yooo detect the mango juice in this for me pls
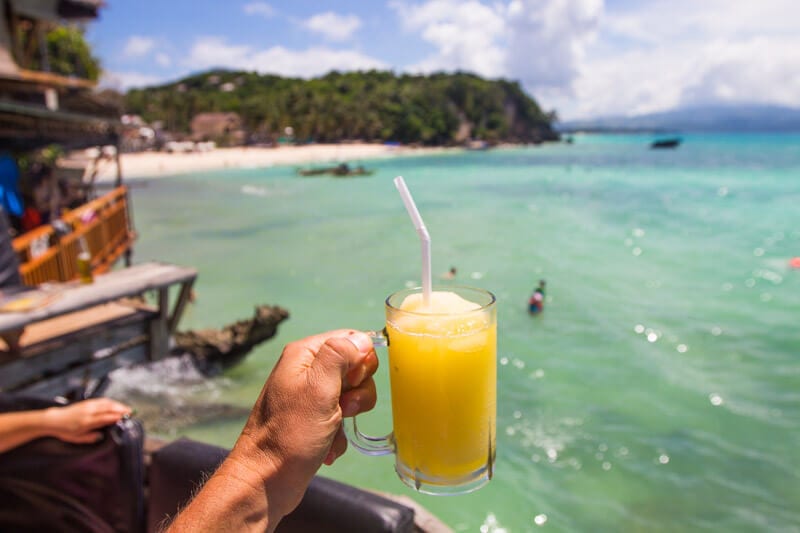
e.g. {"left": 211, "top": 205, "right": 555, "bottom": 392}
{"left": 386, "top": 290, "right": 496, "bottom": 484}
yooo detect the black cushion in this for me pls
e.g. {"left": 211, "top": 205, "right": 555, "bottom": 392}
{"left": 146, "top": 438, "right": 415, "bottom": 533}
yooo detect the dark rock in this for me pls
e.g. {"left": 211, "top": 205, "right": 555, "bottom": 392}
{"left": 172, "top": 305, "right": 289, "bottom": 375}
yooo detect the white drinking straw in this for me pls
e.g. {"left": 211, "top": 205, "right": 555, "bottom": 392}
{"left": 394, "top": 176, "right": 432, "bottom": 306}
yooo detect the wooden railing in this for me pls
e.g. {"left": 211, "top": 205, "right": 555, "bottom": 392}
{"left": 13, "top": 186, "right": 135, "bottom": 286}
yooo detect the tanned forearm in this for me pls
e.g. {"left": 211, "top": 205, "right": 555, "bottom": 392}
{"left": 0, "top": 410, "right": 49, "bottom": 453}
{"left": 167, "top": 447, "right": 288, "bottom": 532}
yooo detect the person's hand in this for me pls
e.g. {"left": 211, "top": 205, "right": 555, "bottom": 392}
{"left": 43, "top": 398, "right": 132, "bottom": 444}
{"left": 168, "top": 330, "right": 379, "bottom": 531}
{"left": 172, "top": 329, "right": 379, "bottom": 531}
{"left": 235, "top": 329, "right": 377, "bottom": 516}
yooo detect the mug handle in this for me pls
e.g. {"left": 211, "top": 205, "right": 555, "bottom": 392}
{"left": 342, "top": 329, "right": 395, "bottom": 456}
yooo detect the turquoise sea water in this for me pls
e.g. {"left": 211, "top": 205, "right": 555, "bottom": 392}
{"left": 119, "top": 134, "right": 800, "bottom": 532}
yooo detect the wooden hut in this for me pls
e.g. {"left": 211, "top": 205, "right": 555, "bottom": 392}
{"left": 1, "top": 0, "right": 135, "bottom": 284}
{"left": 190, "top": 111, "right": 244, "bottom": 145}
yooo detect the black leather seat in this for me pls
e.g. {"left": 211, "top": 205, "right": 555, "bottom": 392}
{"left": 147, "top": 438, "right": 416, "bottom": 533}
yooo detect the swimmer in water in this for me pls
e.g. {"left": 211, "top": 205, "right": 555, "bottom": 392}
{"left": 528, "top": 280, "right": 546, "bottom": 314}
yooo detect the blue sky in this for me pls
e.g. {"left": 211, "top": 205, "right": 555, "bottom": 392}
{"left": 88, "top": 0, "right": 800, "bottom": 120}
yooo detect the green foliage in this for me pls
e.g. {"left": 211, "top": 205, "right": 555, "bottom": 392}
{"left": 124, "top": 70, "right": 558, "bottom": 145}
{"left": 44, "top": 26, "right": 101, "bottom": 81}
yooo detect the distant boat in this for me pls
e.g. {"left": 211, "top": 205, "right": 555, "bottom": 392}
{"left": 297, "top": 163, "right": 374, "bottom": 177}
{"left": 650, "top": 137, "right": 682, "bottom": 149}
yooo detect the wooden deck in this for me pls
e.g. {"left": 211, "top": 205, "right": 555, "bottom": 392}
{"left": 0, "top": 301, "right": 140, "bottom": 349}
{"left": 0, "top": 262, "right": 197, "bottom": 395}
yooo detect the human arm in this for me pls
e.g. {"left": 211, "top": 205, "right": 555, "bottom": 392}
{"left": 167, "top": 329, "right": 379, "bottom": 533}
{"left": 0, "top": 397, "right": 131, "bottom": 454}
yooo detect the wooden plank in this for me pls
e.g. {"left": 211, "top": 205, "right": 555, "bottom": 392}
{"left": 0, "top": 262, "right": 197, "bottom": 334}
{"left": 14, "top": 343, "right": 150, "bottom": 397}
{"left": 148, "top": 287, "right": 169, "bottom": 361}
{"left": 0, "top": 302, "right": 142, "bottom": 349}
{"left": 168, "top": 278, "right": 195, "bottom": 334}
{"left": 0, "top": 312, "right": 152, "bottom": 391}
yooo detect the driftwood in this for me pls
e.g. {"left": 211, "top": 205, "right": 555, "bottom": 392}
{"left": 172, "top": 305, "right": 289, "bottom": 374}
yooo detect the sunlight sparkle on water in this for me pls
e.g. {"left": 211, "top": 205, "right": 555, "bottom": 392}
{"left": 480, "top": 513, "right": 507, "bottom": 533}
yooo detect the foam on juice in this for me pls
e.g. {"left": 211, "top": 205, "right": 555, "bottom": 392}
{"left": 392, "top": 291, "right": 486, "bottom": 338}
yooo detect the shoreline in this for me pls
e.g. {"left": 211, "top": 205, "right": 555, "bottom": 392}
{"left": 88, "top": 143, "right": 455, "bottom": 182}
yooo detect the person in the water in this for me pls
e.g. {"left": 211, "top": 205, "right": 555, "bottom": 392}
{"left": 528, "top": 280, "right": 546, "bottom": 314}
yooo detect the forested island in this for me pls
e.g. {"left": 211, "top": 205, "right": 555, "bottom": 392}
{"left": 124, "top": 70, "right": 559, "bottom": 146}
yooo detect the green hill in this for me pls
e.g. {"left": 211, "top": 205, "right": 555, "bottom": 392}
{"left": 124, "top": 70, "right": 558, "bottom": 145}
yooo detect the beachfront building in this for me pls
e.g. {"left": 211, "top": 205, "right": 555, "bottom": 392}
{"left": 0, "top": 0, "right": 121, "bottom": 155}
{"left": 190, "top": 111, "right": 244, "bottom": 146}
{"left": 0, "top": 0, "right": 134, "bottom": 284}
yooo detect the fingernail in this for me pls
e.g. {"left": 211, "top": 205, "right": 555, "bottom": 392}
{"left": 346, "top": 332, "right": 372, "bottom": 355}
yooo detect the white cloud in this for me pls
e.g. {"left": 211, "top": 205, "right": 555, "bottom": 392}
{"left": 678, "top": 37, "right": 800, "bottom": 108}
{"left": 392, "top": 0, "right": 506, "bottom": 77}
{"left": 243, "top": 2, "right": 275, "bottom": 19}
{"left": 555, "top": 0, "right": 800, "bottom": 118}
{"left": 185, "top": 37, "right": 387, "bottom": 77}
{"left": 390, "top": 0, "right": 600, "bottom": 88}
{"left": 101, "top": 70, "right": 165, "bottom": 90}
{"left": 303, "top": 12, "right": 362, "bottom": 41}
{"left": 155, "top": 53, "right": 172, "bottom": 67}
{"left": 123, "top": 36, "right": 156, "bottom": 58}
{"left": 505, "top": 0, "right": 602, "bottom": 89}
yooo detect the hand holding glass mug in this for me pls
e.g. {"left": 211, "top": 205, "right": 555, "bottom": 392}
{"left": 344, "top": 286, "right": 497, "bottom": 495}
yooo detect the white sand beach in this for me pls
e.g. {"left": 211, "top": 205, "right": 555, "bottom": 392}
{"left": 90, "top": 143, "right": 450, "bottom": 182}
